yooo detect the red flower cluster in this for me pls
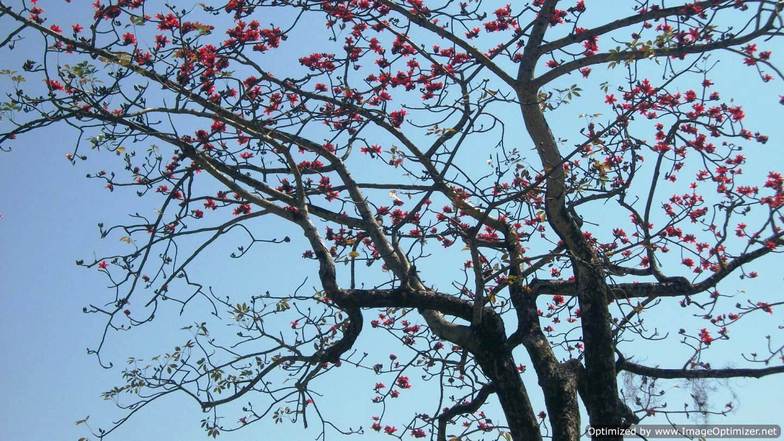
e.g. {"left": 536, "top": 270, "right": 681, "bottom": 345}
{"left": 389, "top": 109, "right": 406, "bottom": 128}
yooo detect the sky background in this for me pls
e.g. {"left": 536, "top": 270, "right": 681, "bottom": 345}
{"left": 1, "top": 1, "right": 783, "bottom": 440}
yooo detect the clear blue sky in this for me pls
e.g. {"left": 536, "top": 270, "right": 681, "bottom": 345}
{"left": 1, "top": 1, "right": 783, "bottom": 440}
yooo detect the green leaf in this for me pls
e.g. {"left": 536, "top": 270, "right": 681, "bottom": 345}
{"left": 233, "top": 303, "right": 250, "bottom": 320}
{"left": 276, "top": 298, "right": 290, "bottom": 312}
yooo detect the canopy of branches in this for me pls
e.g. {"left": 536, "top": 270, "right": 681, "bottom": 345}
{"left": 1, "top": 1, "right": 783, "bottom": 440}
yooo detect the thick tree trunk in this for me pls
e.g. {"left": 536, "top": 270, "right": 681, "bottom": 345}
{"left": 518, "top": 89, "right": 631, "bottom": 440}
{"left": 523, "top": 336, "right": 582, "bottom": 441}
{"left": 575, "top": 264, "right": 626, "bottom": 441}
{"left": 475, "top": 350, "right": 543, "bottom": 441}
{"left": 509, "top": 268, "right": 581, "bottom": 441}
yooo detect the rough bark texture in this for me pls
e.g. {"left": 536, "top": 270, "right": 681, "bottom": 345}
{"left": 474, "top": 349, "right": 543, "bottom": 441}
{"left": 518, "top": 87, "right": 629, "bottom": 439}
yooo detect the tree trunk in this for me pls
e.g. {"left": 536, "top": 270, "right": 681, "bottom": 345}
{"left": 518, "top": 88, "right": 631, "bottom": 439}
{"left": 475, "top": 350, "right": 543, "bottom": 441}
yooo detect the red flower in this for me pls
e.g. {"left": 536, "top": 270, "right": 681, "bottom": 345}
{"left": 46, "top": 79, "right": 65, "bottom": 91}
{"left": 389, "top": 109, "right": 406, "bottom": 128}
{"left": 361, "top": 144, "right": 383, "bottom": 156}
{"left": 396, "top": 376, "right": 412, "bottom": 389}
{"left": 727, "top": 105, "right": 745, "bottom": 121}
{"left": 465, "top": 27, "right": 480, "bottom": 39}
{"left": 699, "top": 328, "right": 713, "bottom": 345}
{"left": 156, "top": 13, "right": 181, "bottom": 30}
{"left": 154, "top": 34, "right": 168, "bottom": 49}
{"left": 97, "top": 260, "right": 108, "bottom": 270}
{"left": 210, "top": 120, "right": 226, "bottom": 133}
{"left": 757, "top": 302, "right": 773, "bottom": 314}
{"left": 411, "top": 428, "right": 426, "bottom": 438}
{"left": 121, "top": 32, "right": 137, "bottom": 46}
{"left": 233, "top": 203, "right": 251, "bottom": 216}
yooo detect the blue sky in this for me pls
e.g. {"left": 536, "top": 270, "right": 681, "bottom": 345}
{"left": 1, "top": 1, "right": 783, "bottom": 440}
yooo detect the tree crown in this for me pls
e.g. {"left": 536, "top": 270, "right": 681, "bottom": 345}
{"left": 1, "top": 1, "right": 783, "bottom": 440}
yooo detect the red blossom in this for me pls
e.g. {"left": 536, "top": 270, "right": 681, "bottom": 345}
{"left": 699, "top": 328, "right": 714, "bottom": 345}
{"left": 389, "top": 109, "right": 407, "bottom": 128}
{"left": 45, "top": 79, "right": 64, "bottom": 91}
{"left": 411, "top": 428, "right": 426, "bottom": 438}
{"left": 757, "top": 302, "right": 773, "bottom": 314}
{"left": 396, "top": 376, "right": 412, "bottom": 389}
{"left": 121, "top": 32, "right": 137, "bottom": 46}
{"left": 233, "top": 203, "right": 251, "bottom": 216}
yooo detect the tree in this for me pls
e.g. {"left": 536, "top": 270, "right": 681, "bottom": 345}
{"left": 1, "top": 0, "right": 783, "bottom": 440}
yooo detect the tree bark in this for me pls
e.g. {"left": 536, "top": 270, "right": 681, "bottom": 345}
{"left": 518, "top": 89, "right": 631, "bottom": 440}
{"left": 474, "top": 349, "right": 543, "bottom": 441}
